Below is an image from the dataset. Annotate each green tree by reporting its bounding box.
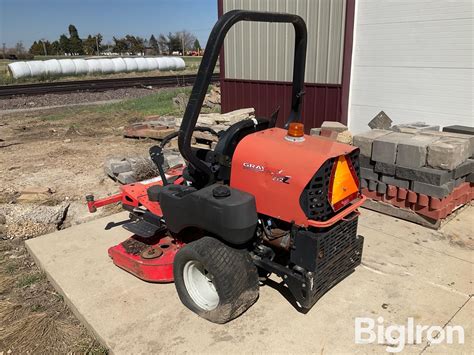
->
[51,40,60,55]
[59,34,70,54]
[68,24,84,55]
[157,34,170,54]
[125,35,145,54]
[149,34,159,55]
[112,36,128,54]
[29,41,43,55]
[15,41,25,54]
[193,39,201,51]
[168,32,182,53]
[83,35,97,55]
[95,33,103,54]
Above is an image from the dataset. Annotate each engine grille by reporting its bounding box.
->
[289,216,363,306]
[299,150,360,221]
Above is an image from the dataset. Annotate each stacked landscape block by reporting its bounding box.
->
[353,125,474,228]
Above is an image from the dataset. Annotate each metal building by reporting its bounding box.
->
[348,0,473,133]
[218,0,473,133]
[218,0,355,131]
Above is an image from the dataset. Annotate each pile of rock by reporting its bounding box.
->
[353,124,474,228]
[203,85,221,109]
[176,107,255,148]
[108,108,255,184]
[104,154,184,185]
[310,121,353,144]
[0,202,69,240]
[124,116,176,140]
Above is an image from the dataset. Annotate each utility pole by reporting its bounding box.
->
[182,33,185,56]
[95,35,100,56]
[41,39,48,56]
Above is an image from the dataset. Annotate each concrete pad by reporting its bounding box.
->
[26,211,473,354]
[423,297,473,353]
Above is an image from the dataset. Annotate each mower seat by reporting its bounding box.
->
[212,118,270,181]
[213,117,270,158]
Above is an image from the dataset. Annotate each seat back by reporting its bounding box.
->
[213,118,270,181]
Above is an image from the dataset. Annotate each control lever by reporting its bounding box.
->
[269,106,280,128]
[149,146,169,186]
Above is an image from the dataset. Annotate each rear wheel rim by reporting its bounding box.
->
[183,260,219,311]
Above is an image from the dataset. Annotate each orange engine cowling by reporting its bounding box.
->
[230,128,360,227]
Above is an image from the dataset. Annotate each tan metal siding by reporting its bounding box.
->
[223,0,346,84]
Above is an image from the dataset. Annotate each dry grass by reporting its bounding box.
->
[132,156,161,181]
[0,240,107,353]
[0,299,104,353]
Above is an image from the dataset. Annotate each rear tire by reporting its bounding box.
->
[173,237,259,323]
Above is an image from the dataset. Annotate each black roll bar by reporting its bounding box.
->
[178,10,307,181]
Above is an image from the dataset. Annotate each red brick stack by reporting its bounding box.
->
[362,182,473,221]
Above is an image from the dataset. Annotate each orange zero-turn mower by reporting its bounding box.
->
[86,10,366,324]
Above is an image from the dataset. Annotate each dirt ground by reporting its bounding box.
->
[0,99,166,352]
[0,87,163,111]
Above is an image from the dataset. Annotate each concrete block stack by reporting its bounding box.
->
[353,125,474,228]
[310,121,353,144]
[104,154,184,185]
[124,108,255,150]
[108,108,255,184]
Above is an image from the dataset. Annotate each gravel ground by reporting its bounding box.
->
[0,87,163,111]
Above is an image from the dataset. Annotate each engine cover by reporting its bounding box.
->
[230,128,358,226]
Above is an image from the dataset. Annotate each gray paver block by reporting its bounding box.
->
[110,161,133,175]
[391,122,440,133]
[381,175,410,189]
[453,159,474,179]
[360,167,379,181]
[396,166,453,186]
[376,182,387,194]
[411,180,455,199]
[467,173,474,183]
[372,132,414,164]
[374,161,396,176]
[353,130,391,157]
[443,125,474,135]
[104,157,126,177]
[368,111,392,130]
[310,128,321,136]
[396,135,440,168]
[427,137,470,170]
[116,171,136,184]
[360,178,368,189]
[454,177,466,187]
[368,180,377,191]
[165,154,185,168]
[359,155,374,169]
[321,121,347,133]
[422,130,474,157]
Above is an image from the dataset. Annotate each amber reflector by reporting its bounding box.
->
[287,122,304,137]
[328,155,359,211]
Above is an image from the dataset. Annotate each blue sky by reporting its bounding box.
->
[0,0,218,48]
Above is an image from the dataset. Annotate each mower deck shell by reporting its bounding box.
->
[230,128,359,226]
[108,235,179,282]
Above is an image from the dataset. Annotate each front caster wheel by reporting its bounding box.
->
[173,237,259,323]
